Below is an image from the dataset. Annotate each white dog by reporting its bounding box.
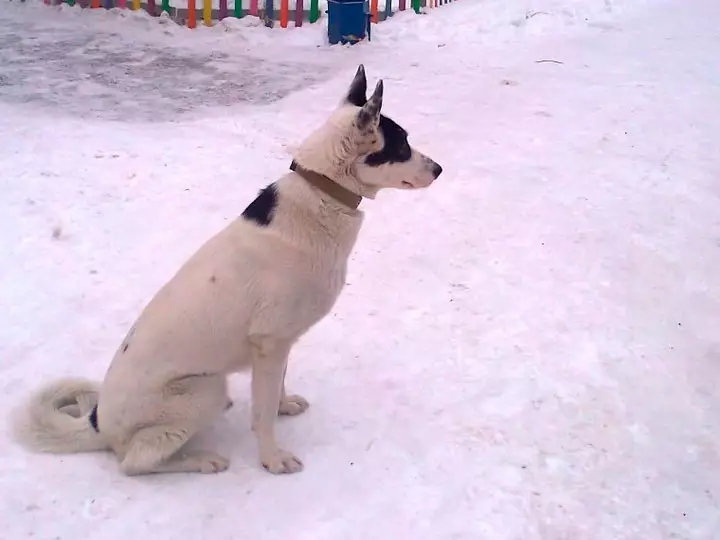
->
[10,65,443,476]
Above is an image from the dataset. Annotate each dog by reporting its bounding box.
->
[10,65,443,476]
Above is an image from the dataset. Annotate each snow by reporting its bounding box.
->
[1,0,719,538]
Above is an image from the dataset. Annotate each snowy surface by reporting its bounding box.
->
[1,0,719,538]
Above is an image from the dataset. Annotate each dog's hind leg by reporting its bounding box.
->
[119,425,229,476]
[117,374,229,476]
[250,337,303,474]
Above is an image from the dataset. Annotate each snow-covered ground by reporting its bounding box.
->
[1,0,719,538]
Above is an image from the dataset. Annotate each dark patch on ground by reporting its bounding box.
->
[0,12,333,122]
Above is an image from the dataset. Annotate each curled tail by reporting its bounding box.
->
[11,378,110,454]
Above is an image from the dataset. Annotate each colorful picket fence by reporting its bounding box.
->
[40,0,455,30]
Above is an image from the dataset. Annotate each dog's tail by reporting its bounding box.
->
[10,378,110,454]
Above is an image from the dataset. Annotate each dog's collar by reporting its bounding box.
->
[290,161,362,210]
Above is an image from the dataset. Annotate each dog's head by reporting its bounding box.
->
[295,65,442,198]
[343,65,443,193]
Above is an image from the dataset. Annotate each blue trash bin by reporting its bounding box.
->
[328,0,370,46]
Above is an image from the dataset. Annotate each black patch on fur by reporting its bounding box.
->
[364,115,412,167]
[241,183,278,227]
[89,404,99,432]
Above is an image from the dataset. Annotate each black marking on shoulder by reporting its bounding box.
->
[364,114,412,167]
[241,183,278,227]
[89,404,99,432]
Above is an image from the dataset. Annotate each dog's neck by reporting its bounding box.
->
[274,170,365,263]
[290,119,381,202]
[289,161,362,210]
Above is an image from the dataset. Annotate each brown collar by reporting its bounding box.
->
[290,161,362,210]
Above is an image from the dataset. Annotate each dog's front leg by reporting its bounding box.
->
[250,337,303,474]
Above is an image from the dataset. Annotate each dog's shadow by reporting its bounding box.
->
[184,399,254,467]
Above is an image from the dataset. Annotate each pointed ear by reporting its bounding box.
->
[345,64,367,107]
[357,80,383,130]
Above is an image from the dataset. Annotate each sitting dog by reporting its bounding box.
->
[10,65,443,476]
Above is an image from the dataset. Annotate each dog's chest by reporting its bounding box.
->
[293,262,347,326]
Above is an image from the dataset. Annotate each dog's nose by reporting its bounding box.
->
[432,163,443,179]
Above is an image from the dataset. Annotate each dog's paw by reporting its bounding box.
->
[279,394,310,416]
[197,453,230,474]
[261,449,304,474]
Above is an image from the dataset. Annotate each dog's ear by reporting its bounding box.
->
[357,80,383,130]
[345,64,367,107]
